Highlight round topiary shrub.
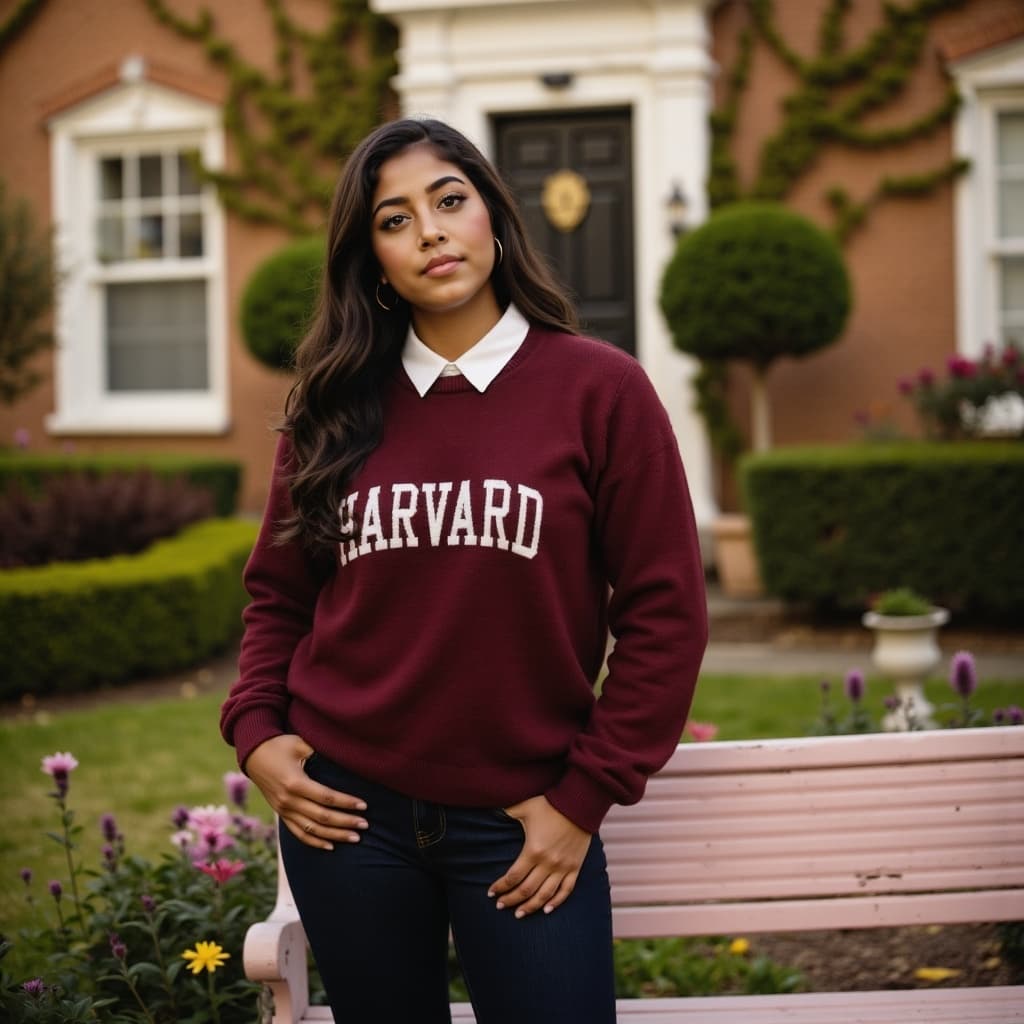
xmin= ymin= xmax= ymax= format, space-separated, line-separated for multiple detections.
xmin=240 ymin=236 xmax=324 ymax=370
xmin=660 ymin=202 xmax=851 ymax=450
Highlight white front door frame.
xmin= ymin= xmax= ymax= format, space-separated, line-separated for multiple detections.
xmin=371 ymin=0 xmax=718 ymax=534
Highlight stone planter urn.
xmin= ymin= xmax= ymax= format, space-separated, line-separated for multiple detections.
xmin=711 ymin=514 xmax=764 ymax=599
xmin=861 ymin=606 xmax=950 ymax=730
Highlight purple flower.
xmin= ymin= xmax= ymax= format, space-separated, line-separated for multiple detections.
xmin=897 ymin=377 xmax=914 ymax=396
xmin=171 ymin=805 xmax=191 ymax=829
xmin=844 ymin=669 xmax=865 ymax=703
xmin=109 ymin=932 xmax=127 ymax=960
xmin=883 ymin=696 xmax=900 ymax=711
xmin=22 ymin=978 xmax=46 ymax=997
xmin=13 ymin=427 xmax=31 ymax=450
xmin=48 ymin=880 xmax=62 ymax=901
xmin=100 ymin=813 xmax=118 ymax=843
xmin=949 ymin=651 xmax=977 ymax=699
xmin=223 ymin=771 xmax=250 ymax=809
xmin=917 ymin=368 xmax=935 ymax=388
xmin=1007 ymin=706 xmax=1023 ymax=726
xmin=993 ymin=708 xmax=1006 ymax=725
xmin=819 ymin=679 xmax=830 ymax=694
xmin=141 ymin=893 xmax=156 ymax=913
xmin=20 ymin=867 xmax=32 ymax=886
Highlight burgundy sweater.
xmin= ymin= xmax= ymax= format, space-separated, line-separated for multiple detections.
xmin=220 ymin=328 xmax=707 ymax=833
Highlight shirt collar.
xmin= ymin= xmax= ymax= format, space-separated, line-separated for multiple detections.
xmin=402 ymin=303 xmax=530 ymax=397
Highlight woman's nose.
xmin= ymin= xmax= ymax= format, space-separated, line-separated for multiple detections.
xmin=419 ymin=226 xmax=447 ymax=248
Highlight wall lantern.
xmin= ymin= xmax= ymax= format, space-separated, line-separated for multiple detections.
xmin=666 ymin=182 xmax=689 ymax=239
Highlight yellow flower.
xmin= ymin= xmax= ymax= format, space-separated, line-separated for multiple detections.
xmin=182 ymin=940 xmax=230 ymax=975
xmin=914 ymin=966 xmax=961 ymax=983
xmin=729 ymin=937 xmax=750 ymax=956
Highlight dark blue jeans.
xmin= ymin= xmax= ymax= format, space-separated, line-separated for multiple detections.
xmin=280 ymin=752 xmax=616 ymax=1023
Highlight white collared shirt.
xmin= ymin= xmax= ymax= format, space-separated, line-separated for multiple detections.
xmin=401 ymin=304 xmax=530 ymax=397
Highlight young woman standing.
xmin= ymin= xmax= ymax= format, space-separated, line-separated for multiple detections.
xmin=221 ymin=117 xmax=707 ymax=1023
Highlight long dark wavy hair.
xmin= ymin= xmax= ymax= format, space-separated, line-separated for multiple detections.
xmin=279 ymin=117 xmax=579 ymax=552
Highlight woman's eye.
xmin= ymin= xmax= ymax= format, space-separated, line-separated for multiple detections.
xmin=380 ymin=213 xmax=408 ymax=231
xmin=438 ymin=192 xmax=466 ymax=210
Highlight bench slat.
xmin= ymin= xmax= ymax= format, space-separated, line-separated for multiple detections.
xmin=611 ymin=887 xmax=1024 ymax=935
xmin=442 ymin=987 xmax=1024 ymax=1023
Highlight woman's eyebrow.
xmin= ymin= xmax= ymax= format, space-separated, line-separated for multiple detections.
xmin=372 ymin=175 xmax=467 ymax=219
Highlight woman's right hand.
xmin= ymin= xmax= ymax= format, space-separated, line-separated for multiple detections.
xmin=245 ymin=734 xmax=368 ymax=850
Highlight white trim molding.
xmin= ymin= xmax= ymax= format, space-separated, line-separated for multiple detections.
xmin=370 ymin=0 xmax=718 ymax=530
xmin=46 ymin=58 xmax=229 ymax=435
xmin=950 ymin=36 xmax=1024 ymax=359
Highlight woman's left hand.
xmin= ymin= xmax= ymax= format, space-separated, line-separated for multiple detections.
xmin=488 ymin=795 xmax=592 ymax=919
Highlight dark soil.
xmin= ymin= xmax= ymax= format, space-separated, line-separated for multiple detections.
xmin=753 ymin=923 xmax=1021 ymax=992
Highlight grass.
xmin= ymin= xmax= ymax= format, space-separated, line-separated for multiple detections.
xmin=2 ymin=673 xmax=1022 ymax=964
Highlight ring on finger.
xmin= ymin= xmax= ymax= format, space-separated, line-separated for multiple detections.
xmin=303 ymin=822 xmax=314 ymax=835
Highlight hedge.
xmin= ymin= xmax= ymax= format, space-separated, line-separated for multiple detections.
xmin=0 ymin=518 xmax=258 ymax=699
xmin=0 ymin=453 xmax=242 ymax=516
xmin=741 ymin=442 xmax=1024 ymax=619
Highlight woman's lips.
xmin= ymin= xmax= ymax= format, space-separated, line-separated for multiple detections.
xmin=423 ymin=255 xmax=462 ymax=276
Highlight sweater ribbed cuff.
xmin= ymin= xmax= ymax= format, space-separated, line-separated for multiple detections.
xmin=232 ymin=709 xmax=287 ymax=773
xmin=544 ymin=767 xmax=615 ymax=835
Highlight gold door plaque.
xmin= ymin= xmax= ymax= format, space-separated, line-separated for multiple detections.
xmin=541 ymin=169 xmax=591 ymax=233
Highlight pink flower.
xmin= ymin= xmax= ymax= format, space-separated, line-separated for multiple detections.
xmin=947 ymin=355 xmax=976 ymax=378
xmin=897 ymin=377 xmax=914 ymax=396
xmin=41 ymin=752 xmax=79 ymax=777
xmin=194 ymin=858 xmax=246 ymax=885
xmin=187 ymin=805 xmax=232 ymax=833
xmin=13 ymin=427 xmax=31 ymax=449
xmin=917 ymin=368 xmax=935 ymax=388
xmin=199 ymin=828 xmax=236 ymax=855
xmin=171 ymin=830 xmax=196 ymax=853
xmin=41 ymin=752 xmax=79 ymax=798
xmin=685 ymin=720 xmax=719 ymax=742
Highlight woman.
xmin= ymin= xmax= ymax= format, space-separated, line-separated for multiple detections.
xmin=221 ymin=117 xmax=707 ymax=1023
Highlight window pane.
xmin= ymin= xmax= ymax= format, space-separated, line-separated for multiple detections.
xmin=178 ymin=151 xmax=201 ymax=195
xmin=106 ymin=280 xmax=208 ymax=391
xmin=100 ymin=157 xmax=123 ymax=200
xmin=96 ymin=214 xmax=125 ymax=262
xmin=179 ymin=212 xmax=203 ymax=257
xmin=139 ymin=153 xmax=163 ymax=198
xmin=998 ymin=180 xmax=1024 ymax=239
xmin=136 ymin=214 xmax=164 ymax=258
xmin=1001 ymin=258 xmax=1024 ymax=314
xmin=998 ymin=112 xmax=1024 ymax=168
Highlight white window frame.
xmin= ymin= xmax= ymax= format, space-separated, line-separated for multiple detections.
xmin=47 ymin=61 xmax=228 ymax=435
xmin=952 ymin=37 xmax=1024 ymax=358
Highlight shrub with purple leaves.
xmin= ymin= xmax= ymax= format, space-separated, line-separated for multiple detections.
xmin=0 ymin=470 xmax=215 ymax=568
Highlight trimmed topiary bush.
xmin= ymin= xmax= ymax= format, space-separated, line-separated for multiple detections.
xmin=240 ymin=235 xmax=324 ymax=370
xmin=0 ymin=453 xmax=242 ymax=516
xmin=660 ymin=202 xmax=851 ymax=451
xmin=741 ymin=442 xmax=1024 ymax=619
xmin=0 ymin=518 xmax=258 ymax=698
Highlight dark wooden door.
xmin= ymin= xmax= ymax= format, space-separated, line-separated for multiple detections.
xmin=495 ymin=110 xmax=635 ymax=354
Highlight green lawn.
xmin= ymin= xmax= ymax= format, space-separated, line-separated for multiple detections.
xmin=3 ymin=673 xmax=1022 ymax=960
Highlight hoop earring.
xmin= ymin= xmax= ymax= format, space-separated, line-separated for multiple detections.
xmin=375 ymin=282 xmax=395 ymax=312
xmin=493 ymin=236 xmax=504 ymax=267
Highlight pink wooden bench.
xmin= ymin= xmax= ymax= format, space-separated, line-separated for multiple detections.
xmin=244 ymin=728 xmax=1024 ymax=1023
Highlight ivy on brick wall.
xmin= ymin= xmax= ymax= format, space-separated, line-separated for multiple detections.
xmin=0 ymin=0 xmax=48 ymax=56
xmin=143 ymin=0 xmax=396 ymax=234
xmin=702 ymin=0 xmax=972 ymax=466
xmin=712 ymin=0 xmax=970 ymax=242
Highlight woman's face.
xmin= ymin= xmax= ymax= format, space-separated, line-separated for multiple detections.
xmin=370 ymin=143 xmax=498 ymax=323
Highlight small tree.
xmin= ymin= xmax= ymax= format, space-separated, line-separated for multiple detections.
xmin=0 ymin=180 xmax=54 ymax=405
xmin=239 ymin=236 xmax=323 ymax=371
xmin=660 ymin=202 xmax=851 ymax=452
